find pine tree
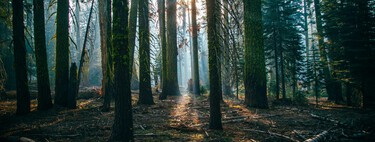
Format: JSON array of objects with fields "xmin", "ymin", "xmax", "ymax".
[
  {"xmin": 55, "ymin": 0, "xmax": 70, "ymax": 107},
  {"xmin": 191, "ymin": 0, "xmax": 200, "ymax": 96},
  {"xmin": 99, "ymin": 0, "xmax": 112, "ymax": 111},
  {"xmin": 109, "ymin": 0, "xmax": 134, "ymax": 141},
  {"xmin": 207, "ymin": 0, "xmax": 223, "ymax": 130},
  {"xmin": 243, "ymin": 0, "xmax": 268, "ymax": 108},
  {"xmin": 158, "ymin": 0, "xmax": 168, "ymax": 100},
  {"xmin": 163, "ymin": 0, "xmax": 180, "ymax": 97},
  {"xmin": 13, "ymin": 0, "xmax": 31, "ymax": 115},
  {"xmin": 33, "ymin": 0, "xmax": 53, "ymax": 110},
  {"xmin": 138, "ymin": 0, "xmax": 154, "ymax": 105},
  {"xmin": 99, "ymin": 0, "xmax": 113, "ymax": 111}
]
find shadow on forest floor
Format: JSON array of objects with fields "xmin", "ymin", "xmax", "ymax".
[{"xmin": 0, "ymin": 89, "xmax": 374, "ymax": 142}]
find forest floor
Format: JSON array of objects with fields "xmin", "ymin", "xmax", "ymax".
[{"xmin": 0, "ymin": 88, "xmax": 374, "ymax": 142}]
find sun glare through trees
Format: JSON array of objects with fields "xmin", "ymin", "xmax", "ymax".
[{"xmin": 0, "ymin": 0, "xmax": 374, "ymax": 141}]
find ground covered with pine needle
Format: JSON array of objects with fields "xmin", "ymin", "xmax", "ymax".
[{"xmin": 0, "ymin": 89, "xmax": 374, "ymax": 142}]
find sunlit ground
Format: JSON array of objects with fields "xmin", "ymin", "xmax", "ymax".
[{"xmin": 0, "ymin": 90, "xmax": 374, "ymax": 141}]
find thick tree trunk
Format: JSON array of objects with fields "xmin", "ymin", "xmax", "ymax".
[
  {"xmin": 206, "ymin": 0, "xmax": 223, "ymax": 130},
  {"xmin": 163, "ymin": 0, "xmax": 180, "ymax": 96},
  {"xmin": 313, "ymin": 0, "xmax": 336, "ymax": 101},
  {"xmin": 109, "ymin": 0, "xmax": 134, "ymax": 141},
  {"xmin": 191, "ymin": 0, "xmax": 200, "ymax": 96},
  {"xmin": 158, "ymin": 0, "xmax": 168, "ymax": 100},
  {"xmin": 99, "ymin": 0, "xmax": 109, "ymax": 110},
  {"xmin": 55, "ymin": 0, "xmax": 70, "ymax": 107},
  {"xmin": 33, "ymin": 0, "xmax": 53, "ymax": 110},
  {"xmin": 138, "ymin": 0, "xmax": 154, "ymax": 105},
  {"xmin": 67, "ymin": 63, "xmax": 77, "ymax": 109},
  {"xmin": 243, "ymin": 0, "xmax": 268, "ymax": 109},
  {"xmin": 101, "ymin": 0, "xmax": 112, "ymax": 112},
  {"xmin": 13, "ymin": 0, "xmax": 31, "ymax": 115}
]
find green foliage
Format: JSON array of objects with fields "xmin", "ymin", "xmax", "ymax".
[
  {"xmin": 200, "ymin": 85, "xmax": 207, "ymax": 95},
  {"xmin": 293, "ymin": 91, "xmax": 308, "ymax": 106}
]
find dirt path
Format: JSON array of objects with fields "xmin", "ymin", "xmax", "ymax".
[{"xmin": 1, "ymin": 92, "xmax": 374, "ymax": 141}]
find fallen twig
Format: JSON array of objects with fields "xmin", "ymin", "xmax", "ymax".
[
  {"xmin": 303, "ymin": 131, "xmax": 328, "ymax": 142},
  {"xmin": 27, "ymin": 134, "xmax": 81, "ymax": 137},
  {"xmin": 310, "ymin": 114, "xmax": 346, "ymax": 127},
  {"xmin": 293, "ymin": 130, "xmax": 306, "ymax": 140},
  {"xmin": 134, "ymin": 133, "xmax": 168, "ymax": 137},
  {"xmin": 341, "ymin": 129, "xmax": 370, "ymax": 139},
  {"xmin": 222, "ymin": 118, "xmax": 247, "ymax": 123},
  {"xmin": 243, "ymin": 129, "xmax": 299, "ymax": 142}
]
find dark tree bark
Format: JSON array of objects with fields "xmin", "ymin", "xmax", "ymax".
[
  {"xmin": 13, "ymin": 0, "xmax": 31, "ymax": 115},
  {"xmin": 138, "ymin": 0, "xmax": 154, "ymax": 105},
  {"xmin": 222, "ymin": 0, "xmax": 231, "ymax": 96},
  {"xmin": 243, "ymin": 0, "xmax": 268, "ymax": 109},
  {"xmin": 191, "ymin": 0, "xmax": 200, "ymax": 96},
  {"xmin": 99, "ymin": 0, "xmax": 112, "ymax": 112},
  {"xmin": 129, "ymin": 0, "xmax": 138, "ymax": 70},
  {"xmin": 313, "ymin": 0, "xmax": 336, "ymax": 101},
  {"xmin": 99, "ymin": 0, "xmax": 108, "ymax": 109},
  {"xmin": 163, "ymin": 0, "xmax": 180, "ymax": 97},
  {"xmin": 158, "ymin": 0, "xmax": 168, "ymax": 100},
  {"xmin": 109, "ymin": 0, "xmax": 134, "ymax": 141},
  {"xmin": 33, "ymin": 0, "xmax": 53, "ymax": 110},
  {"xmin": 55, "ymin": 0, "xmax": 70, "ymax": 107},
  {"xmin": 206, "ymin": 0, "xmax": 223, "ymax": 130},
  {"xmin": 67, "ymin": 63, "xmax": 77, "ymax": 109}
]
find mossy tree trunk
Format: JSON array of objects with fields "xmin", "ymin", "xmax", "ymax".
[
  {"xmin": 13, "ymin": 0, "xmax": 31, "ymax": 115},
  {"xmin": 33, "ymin": 0, "xmax": 53, "ymax": 110},
  {"xmin": 243, "ymin": 0, "xmax": 268, "ymax": 109},
  {"xmin": 163, "ymin": 0, "xmax": 180, "ymax": 97},
  {"xmin": 138, "ymin": 0, "xmax": 154, "ymax": 105},
  {"xmin": 109, "ymin": 0, "xmax": 134, "ymax": 141},
  {"xmin": 206, "ymin": 0, "xmax": 223, "ymax": 130},
  {"xmin": 55, "ymin": 0, "xmax": 70, "ymax": 107}
]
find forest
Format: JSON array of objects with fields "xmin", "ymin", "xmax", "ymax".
[{"xmin": 0, "ymin": 0, "xmax": 374, "ymax": 141}]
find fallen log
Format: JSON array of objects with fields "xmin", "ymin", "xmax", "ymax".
[
  {"xmin": 27, "ymin": 134, "xmax": 81, "ymax": 137},
  {"xmin": 303, "ymin": 131, "xmax": 328, "ymax": 142},
  {"xmin": 222, "ymin": 118, "xmax": 247, "ymax": 124},
  {"xmin": 341, "ymin": 129, "xmax": 370, "ymax": 139},
  {"xmin": 310, "ymin": 114, "xmax": 347, "ymax": 127},
  {"xmin": 244, "ymin": 129, "xmax": 299, "ymax": 142}
]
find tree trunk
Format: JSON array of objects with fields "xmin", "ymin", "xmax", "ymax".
[
  {"xmin": 163, "ymin": 0, "xmax": 180, "ymax": 96},
  {"xmin": 138, "ymin": 0, "xmax": 154, "ymax": 105},
  {"xmin": 101, "ymin": 0, "xmax": 112, "ymax": 112},
  {"xmin": 273, "ymin": 21, "xmax": 280, "ymax": 100},
  {"xmin": 158, "ymin": 0, "xmax": 168, "ymax": 100},
  {"xmin": 67, "ymin": 63, "xmax": 77, "ymax": 109},
  {"xmin": 206, "ymin": 0, "xmax": 223, "ymax": 130},
  {"xmin": 33, "ymin": 0, "xmax": 53, "ymax": 110},
  {"xmin": 13, "ymin": 0, "xmax": 31, "ymax": 115},
  {"xmin": 191, "ymin": 0, "xmax": 200, "ymax": 96},
  {"xmin": 129, "ymin": 0, "xmax": 138, "ymax": 75},
  {"xmin": 109, "ymin": 0, "xmax": 134, "ymax": 141},
  {"xmin": 243, "ymin": 0, "xmax": 268, "ymax": 109},
  {"xmin": 313, "ymin": 0, "xmax": 335, "ymax": 101},
  {"xmin": 99, "ymin": 0, "xmax": 108, "ymax": 110},
  {"xmin": 222, "ymin": 0, "xmax": 231, "ymax": 96},
  {"xmin": 55, "ymin": 0, "xmax": 70, "ymax": 107}
]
